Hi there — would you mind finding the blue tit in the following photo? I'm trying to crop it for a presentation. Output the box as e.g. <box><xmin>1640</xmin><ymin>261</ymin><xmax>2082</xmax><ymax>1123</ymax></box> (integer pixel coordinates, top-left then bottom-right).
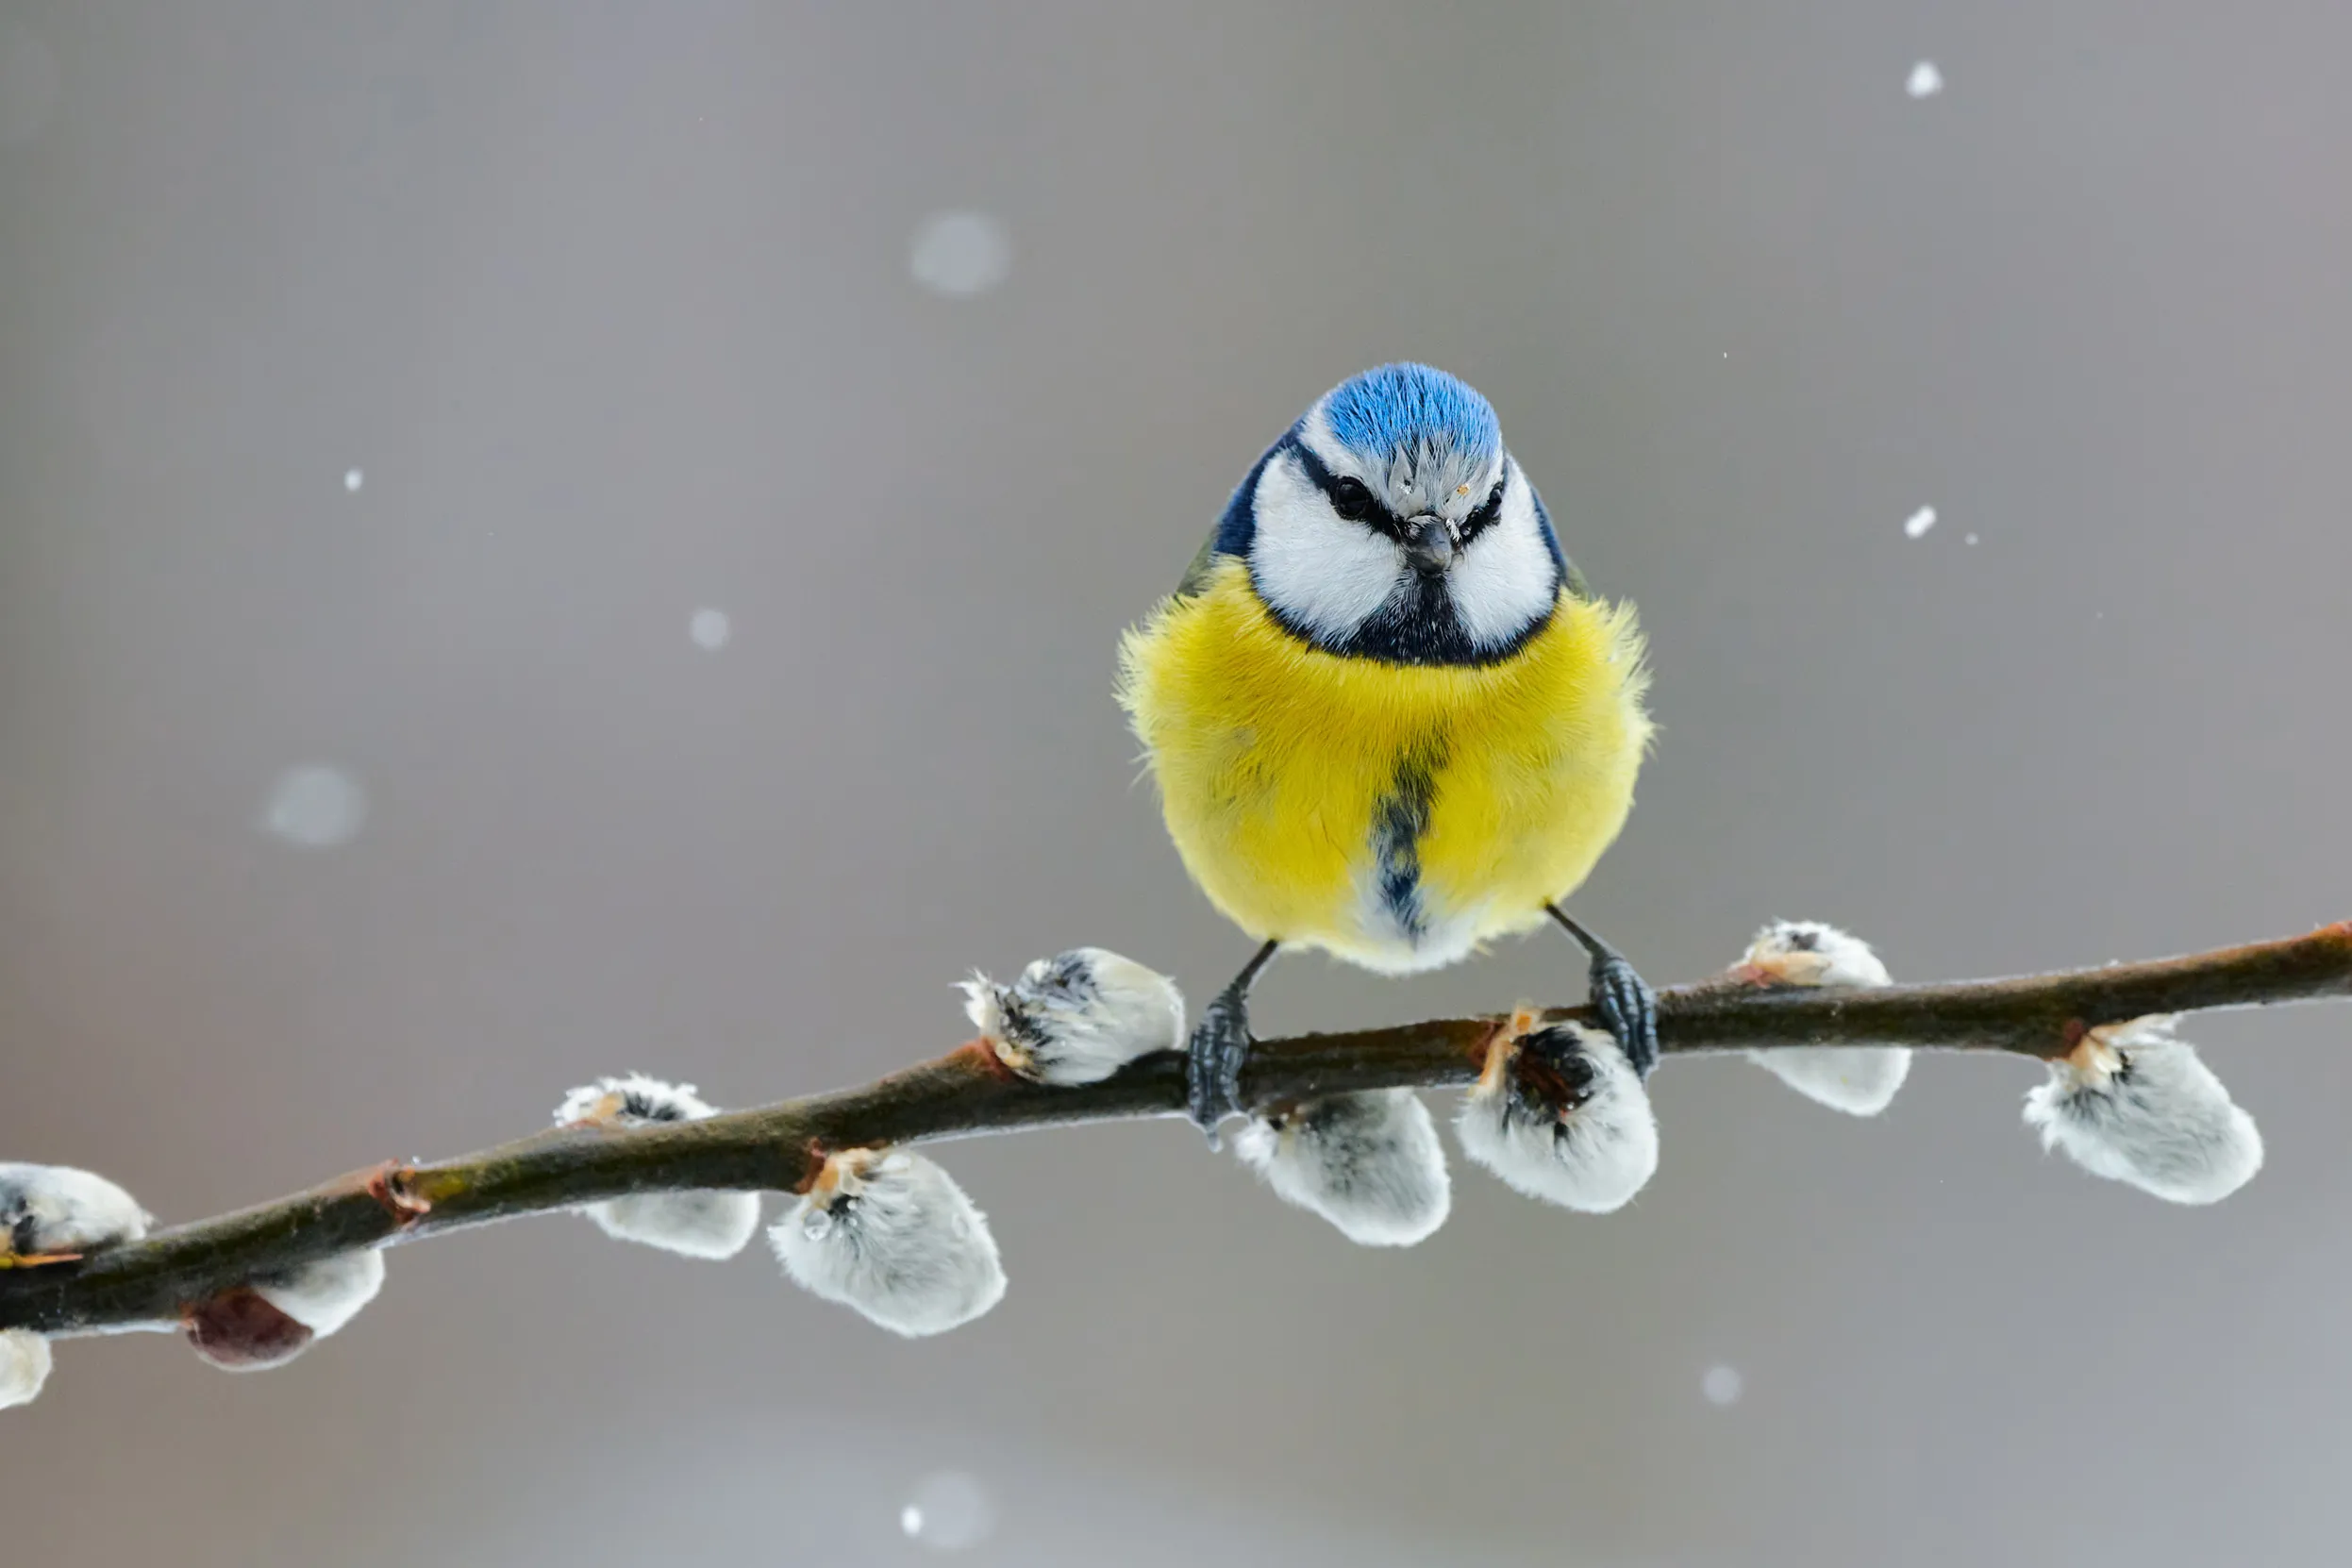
<box><xmin>1118</xmin><ymin>363</ymin><xmax>1656</xmax><ymax>1137</ymax></box>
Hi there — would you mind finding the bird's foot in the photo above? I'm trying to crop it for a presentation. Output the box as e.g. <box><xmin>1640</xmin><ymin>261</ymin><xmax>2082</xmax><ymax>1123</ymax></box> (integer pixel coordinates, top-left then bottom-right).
<box><xmin>1546</xmin><ymin>907</ymin><xmax>1658</xmax><ymax>1076</ymax></box>
<box><xmin>0</xmin><ymin>1249</ymin><xmax>82</xmax><ymax>1270</ymax></box>
<box><xmin>1185</xmin><ymin>987</ymin><xmax>1255</xmax><ymax>1147</ymax></box>
<box><xmin>1587</xmin><ymin>949</ymin><xmax>1660</xmax><ymax>1078</ymax></box>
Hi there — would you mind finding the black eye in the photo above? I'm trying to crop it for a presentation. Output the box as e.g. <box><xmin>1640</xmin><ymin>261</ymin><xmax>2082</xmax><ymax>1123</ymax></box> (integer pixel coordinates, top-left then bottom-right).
<box><xmin>1328</xmin><ymin>476</ymin><xmax>1377</xmax><ymax>522</ymax></box>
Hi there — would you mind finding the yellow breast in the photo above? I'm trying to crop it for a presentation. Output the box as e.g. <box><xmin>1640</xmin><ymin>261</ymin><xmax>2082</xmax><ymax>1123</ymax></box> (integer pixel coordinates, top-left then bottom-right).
<box><xmin>1118</xmin><ymin>557</ymin><xmax>1652</xmax><ymax>974</ymax></box>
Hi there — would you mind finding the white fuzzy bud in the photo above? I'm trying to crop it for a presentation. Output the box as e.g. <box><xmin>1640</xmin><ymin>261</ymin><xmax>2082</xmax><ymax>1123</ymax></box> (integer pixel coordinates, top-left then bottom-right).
<box><xmin>1232</xmin><ymin>1089</ymin><xmax>1451</xmax><ymax>1246</ymax></box>
<box><xmin>0</xmin><ymin>1329</ymin><xmax>52</xmax><ymax>1411</ymax></box>
<box><xmin>554</xmin><ymin>1071</ymin><xmax>719</xmax><ymax>1126</ymax></box>
<box><xmin>553</xmin><ymin>1074</ymin><xmax>763</xmax><ymax>1260</ymax></box>
<box><xmin>185</xmin><ymin>1248</ymin><xmax>388</xmax><ymax>1373</ymax></box>
<box><xmin>1458</xmin><ymin>1017</ymin><xmax>1659</xmax><ymax>1213</ymax></box>
<box><xmin>0</xmin><ymin>1162</ymin><xmax>153</xmax><ymax>1259</ymax></box>
<box><xmin>960</xmin><ymin>947</ymin><xmax>1185</xmax><ymax>1086</ymax></box>
<box><xmin>2023</xmin><ymin>1017</ymin><xmax>2262</xmax><ymax>1205</ymax></box>
<box><xmin>1737</xmin><ymin>920</ymin><xmax>1911</xmax><ymax>1116</ymax></box>
<box><xmin>252</xmin><ymin>1248</ymin><xmax>386</xmax><ymax>1339</ymax></box>
<box><xmin>769</xmin><ymin>1147</ymin><xmax>1006</xmax><ymax>1337</ymax></box>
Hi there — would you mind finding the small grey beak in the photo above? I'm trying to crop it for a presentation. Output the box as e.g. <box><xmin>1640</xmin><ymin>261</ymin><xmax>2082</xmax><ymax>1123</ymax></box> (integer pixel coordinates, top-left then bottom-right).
<box><xmin>1402</xmin><ymin>513</ymin><xmax>1455</xmax><ymax>577</ymax></box>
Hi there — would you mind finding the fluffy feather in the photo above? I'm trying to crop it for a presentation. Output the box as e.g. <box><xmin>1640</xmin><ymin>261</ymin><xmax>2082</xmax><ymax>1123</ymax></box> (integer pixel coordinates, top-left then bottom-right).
<box><xmin>553</xmin><ymin>1076</ymin><xmax>763</xmax><ymax>1259</ymax></box>
<box><xmin>1318</xmin><ymin>362</ymin><xmax>1501</xmax><ymax>471</ymax></box>
<box><xmin>961</xmin><ymin>947</ymin><xmax>1184</xmax><ymax>1086</ymax></box>
<box><xmin>1232</xmin><ymin>1089</ymin><xmax>1451</xmax><ymax>1246</ymax></box>
<box><xmin>2023</xmin><ymin>1017</ymin><xmax>2262</xmax><ymax>1204</ymax></box>
<box><xmin>1458</xmin><ymin>1019</ymin><xmax>1658</xmax><ymax>1212</ymax></box>
<box><xmin>1738</xmin><ymin>919</ymin><xmax>1911</xmax><ymax>1116</ymax></box>
<box><xmin>1446</xmin><ymin>458</ymin><xmax>1563</xmax><ymax>648</ymax></box>
<box><xmin>1119</xmin><ymin>559</ymin><xmax>1649</xmax><ymax>975</ymax></box>
<box><xmin>1245</xmin><ymin>453</ymin><xmax>1418</xmax><ymax>646</ymax></box>
<box><xmin>0</xmin><ymin>1329</ymin><xmax>52</xmax><ymax>1410</ymax></box>
<box><xmin>0</xmin><ymin>1162</ymin><xmax>152</xmax><ymax>1258</ymax></box>
<box><xmin>770</xmin><ymin>1148</ymin><xmax>1006</xmax><ymax>1338</ymax></box>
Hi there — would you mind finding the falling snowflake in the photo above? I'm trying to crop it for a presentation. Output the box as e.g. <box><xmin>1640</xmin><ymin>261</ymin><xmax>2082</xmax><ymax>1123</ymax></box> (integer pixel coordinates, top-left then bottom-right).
<box><xmin>1702</xmin><ymin>1365</ymin><xmax>1744</xmax><ymax>1406</ymax></box>
<box><xmin>1904</xmin><ymin>506</ymin><xmax>1938</xmax><ymax>539</ymax></box>
<box><xmin>342</xmin><ymin>469</ymin><xmax>364</xmax><ymax>492</ymax></box>
<box><xmin>900</xmin><ymin>1470</ymin><xmax>994</xmax><ymax>1551</ymax></box>
<box><xmin>689</xmin><ymin>608</ymin><xmax>731</xmax><ymax>650</ymax></box>
<box><xmin>909</xmin><ymin>211</ymin><xmax>1013</xmax><ymax>298</ymax></box>
<box><xmin>1907</xmin><ymin>60</ymin><xmax>1944</xmax><ymax>99</ymax></box>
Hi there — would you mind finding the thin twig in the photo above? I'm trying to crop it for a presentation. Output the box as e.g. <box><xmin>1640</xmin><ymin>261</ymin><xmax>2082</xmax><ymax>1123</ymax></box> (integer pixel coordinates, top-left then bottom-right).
<box><xmin>5</xmin><ymin>922</ymin><xmax>2345</xmax><ymax>1340</ymax></box>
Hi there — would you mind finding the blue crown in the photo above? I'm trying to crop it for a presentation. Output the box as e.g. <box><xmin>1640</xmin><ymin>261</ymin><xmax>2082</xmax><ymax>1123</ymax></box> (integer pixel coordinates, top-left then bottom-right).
<box><xmin>1317</xmin><ymin>363</ymin><xmax>1501</xmax><ymax>465</ymax></box>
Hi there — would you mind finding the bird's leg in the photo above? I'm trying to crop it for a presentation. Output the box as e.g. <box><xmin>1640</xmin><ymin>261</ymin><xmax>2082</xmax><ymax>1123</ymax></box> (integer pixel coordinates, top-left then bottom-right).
<box><xmin>1545</xmin><ymin>905</ymin><xmax>1659</xmax><ymax>1077</ymax></box>
<box><xmin>1185</xmin><ymin>939</ymin><xmax>1280</xmax><ymax>1146</ymax></box>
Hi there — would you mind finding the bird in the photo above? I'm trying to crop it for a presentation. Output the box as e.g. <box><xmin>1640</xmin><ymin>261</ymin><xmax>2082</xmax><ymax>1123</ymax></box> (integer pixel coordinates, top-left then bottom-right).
<box><xmin>1118</xmin><ymin>362</ymin><xmax>1656</xmax><ymax>1139</ymax></box>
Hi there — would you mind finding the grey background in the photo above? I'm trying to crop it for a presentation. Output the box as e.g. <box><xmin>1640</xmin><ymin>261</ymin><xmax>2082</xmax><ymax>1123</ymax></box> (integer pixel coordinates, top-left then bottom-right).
<box><xmin>4</xmin><ymin>4</ymin><xmax>2349</xmax><ymax>1564</ymax></box>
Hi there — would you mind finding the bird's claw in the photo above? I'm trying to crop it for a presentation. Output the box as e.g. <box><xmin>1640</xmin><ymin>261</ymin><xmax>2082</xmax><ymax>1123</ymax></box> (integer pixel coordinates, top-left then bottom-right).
<box><xmin>1185</xmin><ymin>992</ymin><xmax>1254</xmax><ymax>1147</ymax></box>
<box><xmin>1589</xmin><ymin>952</ymin><xmax>1660</xmax><ymax>1077</ymax></box>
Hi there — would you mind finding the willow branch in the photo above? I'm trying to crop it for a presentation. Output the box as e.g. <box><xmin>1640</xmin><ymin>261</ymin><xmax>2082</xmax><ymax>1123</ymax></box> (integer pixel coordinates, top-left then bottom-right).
<box><xmin>6</xmin><ymin>922</ymin><xmax>2345</xmax><ymax>1340</ymax></box>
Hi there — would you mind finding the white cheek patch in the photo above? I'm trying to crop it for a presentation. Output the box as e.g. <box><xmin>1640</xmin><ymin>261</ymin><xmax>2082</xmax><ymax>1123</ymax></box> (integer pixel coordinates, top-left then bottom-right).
<box><xmin>1448</xmin><ymin>460</ymin><xmax>1560</xmax><ymax>649</ymax></box>
<box><xmin>1248</xmin><ymin>454</ymin><xmax>1405</xmax><ymax>642</ymax></box>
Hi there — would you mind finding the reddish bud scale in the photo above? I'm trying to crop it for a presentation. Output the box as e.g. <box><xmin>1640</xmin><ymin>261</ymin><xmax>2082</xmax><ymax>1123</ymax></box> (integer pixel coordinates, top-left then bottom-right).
<box><xmin>183</xmin><ymin>1287</ymin><xmax>314</xmax><ymax>1371</ymax></box>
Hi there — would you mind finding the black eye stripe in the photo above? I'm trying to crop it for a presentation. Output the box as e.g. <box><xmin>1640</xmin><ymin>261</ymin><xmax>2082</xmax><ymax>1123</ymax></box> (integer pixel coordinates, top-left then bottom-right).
<box><xmin>1457</xmin><ymin>476</ymin><xmax>1507</xmax><ymax>544</ymax></box>
<box><xmin>1289</xmin><ymin>439</ymin><xmax>1402</xmax><ymax>536</ymax></box>
<box><xmin>1286</xmin><ymin>438</ymin><xmax>1510</xmax><ymax>545</ymax></box>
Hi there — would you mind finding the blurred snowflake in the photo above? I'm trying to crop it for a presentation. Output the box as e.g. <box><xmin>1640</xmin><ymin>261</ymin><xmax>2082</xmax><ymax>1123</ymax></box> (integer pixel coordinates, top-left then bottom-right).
<box><xmin>909</xmin><ymin>211</ymin><xmax>1012</xmax><ymax>298</ymax></box>
<box><xmin>259</xmin><ymin>765</ymin><xmax>368</xmax><ymax>848</ymax></box>
<box><xmin>900</xmin><ymin>1469</ymin><xmax>993</xmax><ymax>1550</ymax></box>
